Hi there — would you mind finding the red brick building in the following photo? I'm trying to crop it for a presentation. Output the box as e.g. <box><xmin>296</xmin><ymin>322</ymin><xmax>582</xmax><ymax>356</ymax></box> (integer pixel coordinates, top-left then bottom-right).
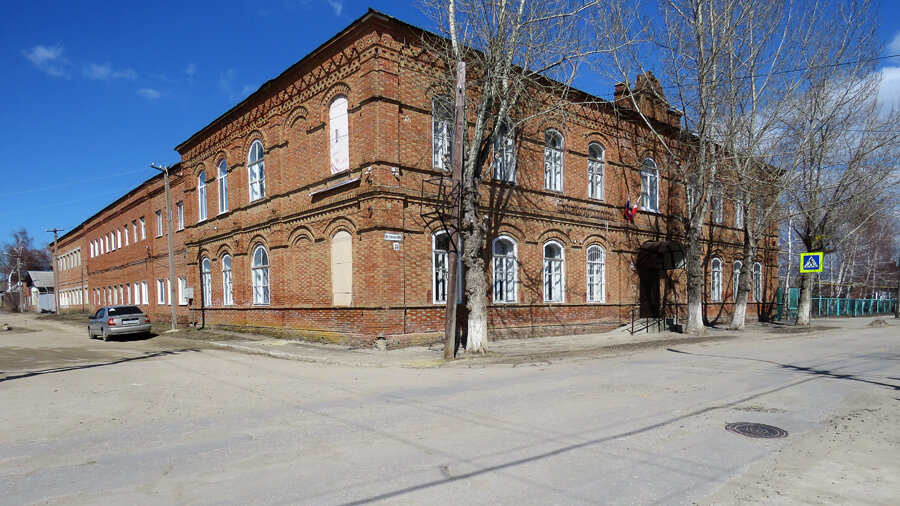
<box><xmin>55</xmin><ymin>11</ymin><xmax>778</xmax><ymax>346</ymax></box>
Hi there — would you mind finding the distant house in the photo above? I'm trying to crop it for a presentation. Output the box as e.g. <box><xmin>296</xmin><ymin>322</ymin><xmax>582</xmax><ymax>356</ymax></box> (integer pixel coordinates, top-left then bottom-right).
<box><xmin>25</xmin><ymin>271</ymin><xmax>55</xmax><ymax>312</ymax></box>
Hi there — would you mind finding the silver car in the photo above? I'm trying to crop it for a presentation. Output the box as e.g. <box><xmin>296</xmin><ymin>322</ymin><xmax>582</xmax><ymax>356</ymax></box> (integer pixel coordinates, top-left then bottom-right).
<box><xmin>88</xmin><ymin>305</ymin><xmax>152</xmax><ymax>341</ymax></box>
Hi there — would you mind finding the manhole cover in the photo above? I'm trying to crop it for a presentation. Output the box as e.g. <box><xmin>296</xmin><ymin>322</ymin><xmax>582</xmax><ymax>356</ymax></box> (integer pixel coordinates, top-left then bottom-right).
<box><xmin>725</xmin><ymin>422</ymin><xmax>788</xmax><ymax>438</ymax></box>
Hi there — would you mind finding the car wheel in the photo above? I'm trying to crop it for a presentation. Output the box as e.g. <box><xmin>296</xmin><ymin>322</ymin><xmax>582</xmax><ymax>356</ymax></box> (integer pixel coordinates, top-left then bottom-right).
<box><xmin>88</xmin><ymin>327</ymin><xmax>94</xmax><ymax>339</ymax></box>
<box><xmin>101</xmin><ymin>329</ymin><xmax>108</xmax><ymax>342</ymax></box>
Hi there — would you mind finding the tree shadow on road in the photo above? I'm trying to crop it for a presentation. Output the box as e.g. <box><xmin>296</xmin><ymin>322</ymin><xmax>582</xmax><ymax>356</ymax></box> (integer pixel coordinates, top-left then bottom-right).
<box><xmin>0</xmin><ymin>348</ymin><xmax>200</xmax><ymax>383</ymax></box>
<box><xmin>666</xmin><ymin>348</ymin><xmax>900</xmax><ymax>391</ymax></box>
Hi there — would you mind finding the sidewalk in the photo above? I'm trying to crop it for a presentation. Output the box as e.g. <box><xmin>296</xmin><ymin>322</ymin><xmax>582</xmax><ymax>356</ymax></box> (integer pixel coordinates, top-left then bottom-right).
<box><xmin>172</xmin><ymin>316</ymin><xmax>897</xmax><ymax>368</ymax></box>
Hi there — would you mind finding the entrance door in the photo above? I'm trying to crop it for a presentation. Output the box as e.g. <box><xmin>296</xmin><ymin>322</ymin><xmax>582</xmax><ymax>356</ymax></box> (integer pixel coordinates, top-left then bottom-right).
<box><xmin>639</xmin><ymin>269</ymin><xmax>661</xmax><ymax>318</ymax></box>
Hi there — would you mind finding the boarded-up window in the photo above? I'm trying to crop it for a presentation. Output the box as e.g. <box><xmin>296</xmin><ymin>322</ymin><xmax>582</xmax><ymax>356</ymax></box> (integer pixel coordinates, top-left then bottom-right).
<box><xmin>330</xmin><ymin>96</ymin><xmax>349</xmax><ymax>174</ymax></box>
<box><xmin>331</xmin><ymin>230</ymin><xmax>353</xmax><ymax>306</ymax></box>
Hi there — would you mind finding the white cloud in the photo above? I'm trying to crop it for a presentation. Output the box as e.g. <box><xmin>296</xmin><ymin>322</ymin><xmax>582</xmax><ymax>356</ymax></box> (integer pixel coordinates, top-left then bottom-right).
<box><xmin>219</xmin><ymin>69</ymin><xmax>254</xmax><ymax>102</ymax></box>
<box><xmin>888</xmin><ymin>31</ymin><xmax>900</xmax><ymax>55</ymax></box>
<box><xmin>878</xmin><ymin>66</ymin><xmax>900</xmax><ymax>116</ymax></box>
<box><xmin>185</xmin><ymin>63</ymin><xmax>196</xmax><ymax>78</ymax></box>
<box><xmin>326</xmin><ymin>0</ymin><xmax>343</xmax><ymax>16</ymax></box>
<box><xmin>138</xmin><ymin>88</ymin><xmax>161</xmax><ymax>100</ymax></box>
<box><xmin>22</xmin><ymin>44</ymin><xmax>67</xmax><ymax>77</ymax></box>
<box><xmin>84</xmin><ymin>63</ymin><xmax>137</xmax><ymax>80</ymax></box>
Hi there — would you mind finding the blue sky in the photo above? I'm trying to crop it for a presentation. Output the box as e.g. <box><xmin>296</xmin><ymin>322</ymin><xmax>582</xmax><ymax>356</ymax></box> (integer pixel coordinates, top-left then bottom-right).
<box><xmin>2</xmin><ymin>0</ymin><xmax>899</xmax><ymax>250</ymax></box>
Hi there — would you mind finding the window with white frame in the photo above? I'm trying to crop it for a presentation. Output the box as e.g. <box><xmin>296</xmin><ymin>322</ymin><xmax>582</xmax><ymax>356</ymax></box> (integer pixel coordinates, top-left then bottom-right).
<box><xmin>586</xmin><ymin>245</ymin><xmax>606</xmax><ymax>303</ymax></box>
<box><xmin>752</xmin><ymin>262</ymin><xmax>762</xmax><ymax>302</ymax></box>
<box><xmin>197</xmin><ymin>170</ymin><xmax>207</xmax><ymax>222</ymax></box>
<box><xmin>140</xmin><ymin>217</ymin><xmax>146</xmax><ymax>239</ymax></box>
<box><xmin>166</xmin><ymin>278</ymin><xmax>171</xmax><ymax>305</ymax></box>
<box><xmin>176</xmin><ymin>201</ymin><xmax>185</xmax><ymax>230</ymax></box>
<box><xmin>123</xmin><ymin>226</ymin><xmax>129</xmax><ymax>246</ymax></box>
<box><xmin>133</xmin><ymin>283</ymin><xmax>140</xmax><ymax>305</ymax></box>
<box><xmin>141</xmin><ymin>281</ymin><xmax>148</xmax><ymax>305</ymax></box>
<box><xmin>711</xmin><ymin>181</ymin><xmax>724</xmax><ymax>224</ymax></box>
<box><xmin>157</xmin><ymin>279</ymin><xmax>166</xmax><ymax>304</ymax></box>
<box><xmin>178</xmin><ymin>276</ymin><xmax>188</xmax><ymax>305</ymax></box>
<box><xmin>217</xmin><ymin>159</ymin><xmax>228</xmax><ymax>214</ymax></box>
<box><xmin>432</xmin><ymin>232</ymin><xmax>450</xmax><ymax>304</ymax></box>
<box><xmin>493</xmin><ymin>121</ymin><xmax>516</xmax><ymax>182</ymax></box>
<box><xmin>252</xmin><ymin>245</ymin><xmax>270</xmax><ymax>305</ymax></box>
<box><xmin>492</xmin><ymin>236</ymin><xmax>517</xmax><ymax>303</ymax></box>
<box><xmin>432</xmin><ymin>95</ymin><xmax>453</xmax><ymax>170</ymax></box>
<box><xmin>104</xmin><ymin>235</ymin><xmax>109</xmax><ymax>252</ymax></box>
<box><xmin>201</xmin><ymin>258</ymin><xmax>211</xmax><ymax>306</ymax></box>
<box><xmin>125</xmin><ymin>283</ymin><xmax>131</xmax><ymax>304</ymax></box>
<box><xmin>710</xmin><ymin>257</ymin><xmax>723</xmax><ymax>302</ymax></box>
<box><xmin>733</xmin><ymin>260</ymin><xmax>743</xmax><ymax>301</ymax></box>
<box><xmin>588</xmin><ymin>143</ymin><xmax>604</xmax><ymax>200</ymax></box>
<box><xmin>156</xmin><ymin>211</ymin><xmax>163</xmax><ymax>237</ymax></box>
<box><xmin>222</xmin><ymin>254</ymin><xmax>233</xmax><ymax>306</ymax></box>
<box><xmin>329</xmin><ymin>95</ymin><xmax>350</xmax><ymax>174</ymax></box>
<box><xmin>544</xmin><ymin>130</ymin><xmax>564</xmax><ymax>192</ymax></box>
<box><xmin>132</xmin><ymin>220</ymin><xmax>138</xmax><ymax>243</ymax></box>
<box><xmin>248</xmin><ymin>139</ymin><xmax>266</xmax><ymax>202</ymax></box>
<box><xmin>734</xmin><ymin>190</ymin><xmax>745</xmax><ymax>228</ymax></box>
<box><xmin>543</xmin><ymin>241</ymin><xmax>564</xmax><ymax>302</ymax></box>
<box><xmin>641</xmin><ymin>158</ymin><xmax>659</xmax><ymax>212</ymax></box>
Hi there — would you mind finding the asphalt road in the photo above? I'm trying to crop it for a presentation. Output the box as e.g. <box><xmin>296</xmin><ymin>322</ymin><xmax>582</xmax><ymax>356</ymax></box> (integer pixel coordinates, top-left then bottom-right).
<box><xmin>1</xmin><ymin>312</ymin><xmax>897</xmax><ymax>505</ymax></box>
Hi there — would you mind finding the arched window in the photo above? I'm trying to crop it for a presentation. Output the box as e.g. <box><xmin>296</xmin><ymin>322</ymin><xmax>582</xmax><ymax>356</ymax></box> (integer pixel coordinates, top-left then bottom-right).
<box><xmin>248</xmin><ymin>139</ymin><xmax>265</xmax><ymax>202</ymax></box>
<box><xmin>733</xmin><ymin>260</ymin><xmax>743</xmax><ymax>301</ymax></box>
<box><xmin>222</xmin><ymin>254</ymin><xmax>233</xmax><ymax>306</ymax></box>
<box><xmin>544</xmin><ymin>130</ymin><xmax>564</xmax><ymax>192</ymax></box>
<box><xmin>543</xmin><ymin>241</ymin><xmax>564</xmax><ymax>302</ymax></box>
<box><xmin>201</xmin><ymin>257</ymin><xmax>211</xmax><ymax>306</ymax></box>
<box><xmin>331</xmin><ymin>231</ymin><xmax>353</xmax><ymax>306</ymax></box>
<box><xmin>734</xmin><ymin>190</ymin><xmax>745</xmax><ymax>228</ymax></box>
<box><xmin>586</xmin><ymin>245</ymin><xmax>606</xmax><ymax>302</ymax></box>
<box><xmin>197</xmin><ymin>171</ymin><xmax>207</xmax><ymax>222</ymax></box>
<box><xmin>641</xmin><ymin>158</ymin><xmax>659</xmax><ymax>212</ymax></box>
<box><xmin>492</xmin><ymin>237</ymin><xmax>517</xmax><ymax>303</ymax></box>
<box><xmin>251</xmin><ymin>245</ymin><xmax>269</xmax><ymax>305</ymax></box>
<box><xmin>588</xmin><ymin>143</ymin><xmax>604</xmax><ymax>200</ymax></box>
<box><xmin>329</xmin><ymin>96</ymin><xmax>349</xmax><ymax>174</ymax></box>
<box><xmin>493</xmin><ymin>121</ymin><xmax>516</xmax><ymax>182</ymax></box>
<box><xmin>752</xmin><ymin>262</ymin><xmax>762</xmax><ymax>303</ymax></box>
<box><xmin>217</xmin><ymin>159</ymin><xmax>228</xmax><ymax>214</ymax></box>
<box><xmin>433</xmin><ymin>232</ymin><xmax>450</xmax><ymax>304</ymax></box>
<box><xmin>432</xmin><ymin>95</ymin><xmax>453</xmax><ymax>170</ymax></box>
<box><xmin>710</xmin><ymin>257</ymin><xmax>723</xmax><ymax>302</ymax></box>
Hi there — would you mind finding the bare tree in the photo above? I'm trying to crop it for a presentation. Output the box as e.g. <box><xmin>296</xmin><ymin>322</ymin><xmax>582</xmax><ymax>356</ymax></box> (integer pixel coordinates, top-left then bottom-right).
<box><xmin>775</xmin><ymin>0</ymin><xmax>900</xmax><ymax>325</ymax></box>
<box><xmin>0</xmin><ymin>228</ymin><xmax>52</xmax><ymax>283</ymax></box>
<box><xmin>420</xmin><ymin>0</ymin><xmax>602</xmax><ymax>353</ymax></box>
<box><xmin>594</xmin><ymin>0</ymin><xmax>799</xmax><ymax>334</ymax></box>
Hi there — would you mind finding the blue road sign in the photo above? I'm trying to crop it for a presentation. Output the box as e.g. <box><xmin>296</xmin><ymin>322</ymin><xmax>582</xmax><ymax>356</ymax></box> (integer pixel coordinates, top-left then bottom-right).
<box><xmin>800</xmin><ymin>252</ymin><xmax>824</xmax><ymax>273</ymax></box>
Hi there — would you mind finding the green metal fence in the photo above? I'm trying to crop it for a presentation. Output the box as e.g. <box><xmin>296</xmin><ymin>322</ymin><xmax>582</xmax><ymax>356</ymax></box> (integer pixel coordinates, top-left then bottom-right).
<box><xmin>813</xmin><ymin>297</ymin><xmax>898</xmax><ymax>317</ymax></box>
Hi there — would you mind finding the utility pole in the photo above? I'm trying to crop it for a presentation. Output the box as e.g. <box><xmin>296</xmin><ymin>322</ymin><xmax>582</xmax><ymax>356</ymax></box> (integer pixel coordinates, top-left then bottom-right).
<box><xmin>47</xmin><ymin>228</ymin><xmax>63</xmax><ymax>313</ymax></box>
<box><xmin>444</xmin><ymin>61</ymin><xmax>465</xmax><ymax>360</ymax></box>
<box><xmin>152</xmin><ymin>163</ymin><xmax>179</xmax><ymax>332</ymax></box>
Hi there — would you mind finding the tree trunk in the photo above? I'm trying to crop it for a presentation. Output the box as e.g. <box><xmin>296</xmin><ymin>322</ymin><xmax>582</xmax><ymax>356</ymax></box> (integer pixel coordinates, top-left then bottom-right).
<box><xmin>461</xmin><ymin>154</ymin><xmax>488</xmax><ymax>353</ymax></box>
<box><xmin>796</xmin><ymin>272</ymin><xmax>813</xmax><ymax>325</ymax></box>
<box><xmin>684</xmin><ymin>229</ymin><xmax>705</xmax><ymax>335</ymax></box>
<box><xmin>729</xmin><ymin>239</ymin><xmax>757</xmax><ymax>330</ymax></box>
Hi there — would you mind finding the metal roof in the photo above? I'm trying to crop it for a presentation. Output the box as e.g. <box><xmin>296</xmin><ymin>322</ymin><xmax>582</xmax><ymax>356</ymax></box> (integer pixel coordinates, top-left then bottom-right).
<box><xmin>27</xmin><ymin>271</ymin><xmax>55</xmax><ymax>290</ymax></box>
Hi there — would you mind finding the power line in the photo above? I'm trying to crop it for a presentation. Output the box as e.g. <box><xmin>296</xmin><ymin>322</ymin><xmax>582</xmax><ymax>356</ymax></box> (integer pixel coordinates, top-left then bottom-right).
<box><xmin>0</xmin><ymin>167</ymin><xmax>154</xmax><ymax>199</ymax></box>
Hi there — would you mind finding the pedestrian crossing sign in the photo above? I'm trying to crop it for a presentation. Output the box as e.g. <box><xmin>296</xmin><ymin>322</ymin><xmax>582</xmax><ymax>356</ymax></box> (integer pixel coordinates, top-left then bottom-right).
<box><xmin>800</xmin><ymin>252</ymin><xmax>824</xmax><ymax>273</ymax></box>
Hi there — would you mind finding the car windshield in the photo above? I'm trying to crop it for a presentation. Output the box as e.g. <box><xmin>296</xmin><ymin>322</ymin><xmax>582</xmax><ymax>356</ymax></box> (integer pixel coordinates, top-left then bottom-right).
<box><xmin>108</xmin><ymin>306</ymin><xmax>142</xmax><ymax>315</ymax></box>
